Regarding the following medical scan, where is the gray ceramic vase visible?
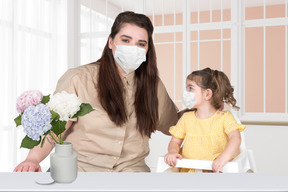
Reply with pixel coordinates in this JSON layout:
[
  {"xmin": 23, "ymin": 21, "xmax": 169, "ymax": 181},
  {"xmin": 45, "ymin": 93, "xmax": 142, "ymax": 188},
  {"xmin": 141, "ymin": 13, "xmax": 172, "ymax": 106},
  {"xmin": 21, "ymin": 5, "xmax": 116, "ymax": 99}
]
[{"xmin": 50, "ymin": 142, "xmax": 77, "ymax": 183}]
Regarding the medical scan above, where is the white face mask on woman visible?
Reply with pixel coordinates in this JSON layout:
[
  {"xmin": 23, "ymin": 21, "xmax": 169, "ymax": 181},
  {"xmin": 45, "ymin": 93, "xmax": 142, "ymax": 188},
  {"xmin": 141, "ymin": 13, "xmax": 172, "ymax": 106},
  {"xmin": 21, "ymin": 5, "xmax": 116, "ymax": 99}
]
[
  {"xmin": 114, "ymin": 44, "xmax": 146, "ymax": 74},
  {"xmin": 182, "ymin": 90, "xmax": 197, "ymax": 109}
]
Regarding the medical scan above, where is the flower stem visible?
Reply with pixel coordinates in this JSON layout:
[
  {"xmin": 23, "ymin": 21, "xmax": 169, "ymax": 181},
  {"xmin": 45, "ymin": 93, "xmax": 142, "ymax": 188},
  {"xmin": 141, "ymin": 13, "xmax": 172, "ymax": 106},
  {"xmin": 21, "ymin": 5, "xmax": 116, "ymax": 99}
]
[
  {"xmin": 58, "ymin": 134, "xmax": 64, "ymax": 144},
  {"xmin": 49, "ymin": 132, "xmax": 58, "ymax": 144}
]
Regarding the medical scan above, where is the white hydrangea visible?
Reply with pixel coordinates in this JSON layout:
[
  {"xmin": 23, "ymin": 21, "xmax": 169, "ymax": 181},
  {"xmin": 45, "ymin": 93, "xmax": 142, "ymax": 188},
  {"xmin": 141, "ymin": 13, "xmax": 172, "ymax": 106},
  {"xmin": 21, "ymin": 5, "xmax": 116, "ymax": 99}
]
[{"xmin": 46, "ymin": 91, "xmax": 82, "ymax": 121}]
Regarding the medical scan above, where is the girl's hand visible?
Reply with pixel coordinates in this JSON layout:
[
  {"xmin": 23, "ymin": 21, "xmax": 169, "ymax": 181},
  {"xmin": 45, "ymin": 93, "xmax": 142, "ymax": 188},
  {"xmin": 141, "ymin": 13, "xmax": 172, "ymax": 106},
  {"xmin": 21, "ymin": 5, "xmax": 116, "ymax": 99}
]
[
  {"xmin": 212, "ymin": 154, "xmax": 231, "ymax": 173},
  {"xmin": 212, "ymin": 129, "xmax": 241, "ymax": 173},
  {"xmin": 164, "ymin": 153, "xmax": 182, "ymax": 167}
]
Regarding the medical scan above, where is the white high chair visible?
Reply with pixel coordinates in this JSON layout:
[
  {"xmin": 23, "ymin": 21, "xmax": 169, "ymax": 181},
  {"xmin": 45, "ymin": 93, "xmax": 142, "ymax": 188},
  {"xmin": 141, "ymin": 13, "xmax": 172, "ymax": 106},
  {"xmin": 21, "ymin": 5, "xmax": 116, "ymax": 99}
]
[{"xmin": 156, "ymin": 110, "xmax": 256, "ymax": 173}]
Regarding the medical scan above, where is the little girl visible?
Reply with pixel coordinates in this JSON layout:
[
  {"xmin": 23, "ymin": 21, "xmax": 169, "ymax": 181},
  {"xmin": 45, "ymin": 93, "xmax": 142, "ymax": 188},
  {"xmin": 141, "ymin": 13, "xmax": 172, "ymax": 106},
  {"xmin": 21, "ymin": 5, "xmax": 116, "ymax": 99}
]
[{"xmin": 164, "ymin": 68, "xmax": 245, "ymax": 173}]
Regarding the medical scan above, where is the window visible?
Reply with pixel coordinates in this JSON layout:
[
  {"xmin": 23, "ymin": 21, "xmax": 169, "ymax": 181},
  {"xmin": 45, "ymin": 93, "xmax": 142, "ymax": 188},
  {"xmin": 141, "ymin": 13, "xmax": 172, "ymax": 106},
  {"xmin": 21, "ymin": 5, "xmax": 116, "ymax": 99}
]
[
  {"xmin": 79, "ymin": 0, "xmax": 288, "ymax": 124},
  {"xmin": 0, "ymin": 0, "xmax": 67, "ymax": 171},
  {"xmin": 242, "ymin": 0, "xmax": 288, "ymax": 124}
]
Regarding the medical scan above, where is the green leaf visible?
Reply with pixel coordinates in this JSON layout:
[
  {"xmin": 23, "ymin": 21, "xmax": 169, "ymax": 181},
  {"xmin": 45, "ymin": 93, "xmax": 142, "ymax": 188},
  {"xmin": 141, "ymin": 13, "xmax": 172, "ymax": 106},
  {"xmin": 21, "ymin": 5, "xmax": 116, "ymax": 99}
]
[
  {"xmin": 41, "ymin": 95, "xmax": 50, "ymax": 104},
  {"xmin": 14, "ymin": 115, "xmax": 22, "ymax": 127},
  {"xmin": 50, "ymin": 110, "xmax": 60, "ymax": 121},
  {"xmin": 72, "ymin": 103, "xmax": 94, "ymax": 118},
  {"xmin": 51, "ymin": 120, "xmax": 66, "ymax": 136},
  {"xmin": 20, "ymin": 135, "xmax": 41, "ymax": 149}
]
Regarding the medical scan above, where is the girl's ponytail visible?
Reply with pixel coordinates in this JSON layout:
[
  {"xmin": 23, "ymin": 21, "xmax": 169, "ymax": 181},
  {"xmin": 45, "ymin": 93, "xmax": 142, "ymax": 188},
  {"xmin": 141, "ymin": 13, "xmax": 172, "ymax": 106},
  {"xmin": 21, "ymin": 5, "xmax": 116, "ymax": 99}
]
[
  {"xmin": 188, "ymin": 67, "xmax": 239, "ymax": 110},
  {"xmin": 212, "ymin": 69, "xmax": 239, "ymax": 110}
]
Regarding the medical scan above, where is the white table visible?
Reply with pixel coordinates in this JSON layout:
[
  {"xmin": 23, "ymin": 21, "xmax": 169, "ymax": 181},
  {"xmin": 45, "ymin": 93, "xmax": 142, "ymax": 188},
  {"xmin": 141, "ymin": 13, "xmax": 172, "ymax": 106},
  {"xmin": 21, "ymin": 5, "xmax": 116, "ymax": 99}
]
[{"xmin": 0, "ymin": 172, "xmax": 288, "ymax": 191}]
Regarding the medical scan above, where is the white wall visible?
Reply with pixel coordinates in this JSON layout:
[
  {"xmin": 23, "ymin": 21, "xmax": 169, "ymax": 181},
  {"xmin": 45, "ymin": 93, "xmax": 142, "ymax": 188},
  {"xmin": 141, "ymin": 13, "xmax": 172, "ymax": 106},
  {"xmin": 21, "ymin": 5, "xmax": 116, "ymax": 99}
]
[
  {"xmin": 147, "ymin": 125, "xmax": 288, "ymax": 176},
  {"xmin": 244, "ymin": 125, "xmax": 288, "ymax": 176},
  {"xmin": 146, "ymin": 132, "xmax": 171, "ymax": 172}
]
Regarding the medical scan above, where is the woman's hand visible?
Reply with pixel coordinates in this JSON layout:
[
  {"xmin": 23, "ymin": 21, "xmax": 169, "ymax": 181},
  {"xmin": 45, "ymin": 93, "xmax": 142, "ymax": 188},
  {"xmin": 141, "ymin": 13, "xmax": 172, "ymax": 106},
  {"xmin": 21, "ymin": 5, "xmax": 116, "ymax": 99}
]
[
  {"xmin": 164, "ymin": 152, "xmax": 182, "ymax": 167},
  {"xmin": 13, "ymin": 160, "xmax": 42, "ymax": 172}
]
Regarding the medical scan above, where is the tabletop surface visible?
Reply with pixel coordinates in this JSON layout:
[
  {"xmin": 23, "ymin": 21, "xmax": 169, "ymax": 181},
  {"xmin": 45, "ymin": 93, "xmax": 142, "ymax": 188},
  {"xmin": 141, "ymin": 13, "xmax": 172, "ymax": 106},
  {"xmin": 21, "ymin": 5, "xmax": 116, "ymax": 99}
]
[{"xmin": 0, "ymin": 172, "xmax": 288, "ymax": 192}]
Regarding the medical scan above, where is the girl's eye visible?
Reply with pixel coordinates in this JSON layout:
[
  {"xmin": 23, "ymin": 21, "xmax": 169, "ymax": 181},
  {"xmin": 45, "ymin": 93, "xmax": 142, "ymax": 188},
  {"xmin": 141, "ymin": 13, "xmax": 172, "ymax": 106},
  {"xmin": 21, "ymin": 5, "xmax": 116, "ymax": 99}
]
[{"xmin": 187, "ymin": 87, "xmax": 193, "ymax": 91}]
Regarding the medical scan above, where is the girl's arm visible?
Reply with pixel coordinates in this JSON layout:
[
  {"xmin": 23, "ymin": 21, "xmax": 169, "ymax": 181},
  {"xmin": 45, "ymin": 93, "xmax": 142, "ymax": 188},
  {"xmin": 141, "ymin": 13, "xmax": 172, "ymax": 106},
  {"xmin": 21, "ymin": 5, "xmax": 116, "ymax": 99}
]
[
  {"xmin": 164, "ymin": 136, "xmax": 183, "ymax": 167},
  {"xmin": 212, "ymin": 129, "xmax": 241, "ymax": 173}
]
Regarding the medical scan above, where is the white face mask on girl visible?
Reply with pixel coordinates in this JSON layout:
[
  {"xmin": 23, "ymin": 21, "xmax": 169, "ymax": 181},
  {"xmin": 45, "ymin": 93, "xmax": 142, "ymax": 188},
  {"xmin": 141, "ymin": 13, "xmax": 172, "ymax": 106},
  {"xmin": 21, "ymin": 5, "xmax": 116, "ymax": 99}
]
[
  {"xmin": 183, "ymin": 90, "xmax": 197, "ymax": 109},
  {"xmin": 114, "ymin": 44, "xmax": 146, "ymax": 74}
]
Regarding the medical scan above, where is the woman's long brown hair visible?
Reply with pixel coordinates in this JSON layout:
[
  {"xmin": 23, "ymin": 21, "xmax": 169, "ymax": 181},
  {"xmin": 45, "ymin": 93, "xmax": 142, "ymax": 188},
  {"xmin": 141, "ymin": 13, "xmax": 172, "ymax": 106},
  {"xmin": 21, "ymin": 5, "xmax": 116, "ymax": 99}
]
[{"xmin": 97, "ymin": 11, "xmax": 159, "ymax": 138}]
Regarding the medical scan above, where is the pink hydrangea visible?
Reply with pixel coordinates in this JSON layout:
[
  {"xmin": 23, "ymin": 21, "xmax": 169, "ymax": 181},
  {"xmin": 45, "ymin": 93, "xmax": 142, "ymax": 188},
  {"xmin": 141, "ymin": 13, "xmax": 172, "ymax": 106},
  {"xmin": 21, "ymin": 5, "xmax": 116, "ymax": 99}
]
[{"xmin": 16, "ymin": 90, "xmax": 43, "ymax": 113}]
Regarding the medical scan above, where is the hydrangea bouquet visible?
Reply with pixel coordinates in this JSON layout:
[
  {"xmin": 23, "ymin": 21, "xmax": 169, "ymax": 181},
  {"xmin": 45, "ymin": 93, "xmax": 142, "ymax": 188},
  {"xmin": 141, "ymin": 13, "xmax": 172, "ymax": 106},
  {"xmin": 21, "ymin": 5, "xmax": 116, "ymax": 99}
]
[{"xmin": 14, "ymin": 90, "xmax": 94, "ymax": 149}]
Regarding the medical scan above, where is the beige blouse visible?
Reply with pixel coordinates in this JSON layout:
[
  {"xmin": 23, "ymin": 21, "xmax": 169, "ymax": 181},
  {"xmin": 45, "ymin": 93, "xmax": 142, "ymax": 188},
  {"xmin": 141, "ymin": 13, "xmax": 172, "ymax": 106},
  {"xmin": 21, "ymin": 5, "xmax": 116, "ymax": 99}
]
[{"xmin": 55, "ymin": 62, "xmax": 178, "ymax": 172}]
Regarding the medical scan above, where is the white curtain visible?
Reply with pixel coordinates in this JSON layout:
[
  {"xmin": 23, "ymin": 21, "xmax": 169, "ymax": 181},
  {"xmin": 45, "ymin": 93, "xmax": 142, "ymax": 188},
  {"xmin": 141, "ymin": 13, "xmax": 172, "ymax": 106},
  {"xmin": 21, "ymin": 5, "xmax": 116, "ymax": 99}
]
[
  {"xmin": 0, "ymin": 0, "xmax": 67, "ymax": 172},
  {"xmin": 80, "ymin": 2, "xmax": 114, "ymax": 65}
]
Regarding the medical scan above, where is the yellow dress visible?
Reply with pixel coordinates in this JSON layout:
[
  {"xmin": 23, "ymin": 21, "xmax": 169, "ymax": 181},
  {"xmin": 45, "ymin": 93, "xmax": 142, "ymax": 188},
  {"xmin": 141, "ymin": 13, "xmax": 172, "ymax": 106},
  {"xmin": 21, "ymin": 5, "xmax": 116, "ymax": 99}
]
[{"xmin": 169, "ymin": 110, "xmax": 246, "ymax": 173}]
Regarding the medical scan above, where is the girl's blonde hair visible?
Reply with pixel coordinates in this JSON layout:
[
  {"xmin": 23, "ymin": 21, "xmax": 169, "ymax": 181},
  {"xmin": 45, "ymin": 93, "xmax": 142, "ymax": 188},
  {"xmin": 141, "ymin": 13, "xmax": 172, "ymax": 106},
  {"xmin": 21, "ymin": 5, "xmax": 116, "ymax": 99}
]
[{"xmin": 187, "ymin": 67, "xmax": 239, "ymax": 110}]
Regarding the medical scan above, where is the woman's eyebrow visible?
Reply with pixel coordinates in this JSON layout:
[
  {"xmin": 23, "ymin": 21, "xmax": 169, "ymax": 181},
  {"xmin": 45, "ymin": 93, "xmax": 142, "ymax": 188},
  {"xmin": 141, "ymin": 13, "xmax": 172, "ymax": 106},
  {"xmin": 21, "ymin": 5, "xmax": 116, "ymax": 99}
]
[
  {"xmin": 120, "ymin": 35, "xmax": 132, "ymax": 39},
  {"xmin": 139, "ymin": 40, "xmax": 148, "ymax": 44}
]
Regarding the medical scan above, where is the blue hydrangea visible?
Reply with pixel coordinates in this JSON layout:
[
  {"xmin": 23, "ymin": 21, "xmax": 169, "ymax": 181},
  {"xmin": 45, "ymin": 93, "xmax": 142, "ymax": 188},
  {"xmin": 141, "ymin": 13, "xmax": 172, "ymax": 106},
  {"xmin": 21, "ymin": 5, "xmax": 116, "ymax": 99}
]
[{"xmin": 21, "ymin": 103, "xmax": 52, "ymax": 141}]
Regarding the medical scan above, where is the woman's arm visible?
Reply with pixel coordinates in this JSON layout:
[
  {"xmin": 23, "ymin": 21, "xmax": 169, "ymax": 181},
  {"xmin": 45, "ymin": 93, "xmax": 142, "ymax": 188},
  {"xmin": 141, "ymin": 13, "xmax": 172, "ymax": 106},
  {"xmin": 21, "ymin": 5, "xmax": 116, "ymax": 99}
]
[
  {"xmin": 212, "ymin": 129, "xmax": 241, "ymax": 173},
  {"xmin": 156, "ymin": 79, "xmax": 179, "ymax": 135},
  {"xmin": 13, "ymin": 121, "xmax": 74, "ymax": 172}
]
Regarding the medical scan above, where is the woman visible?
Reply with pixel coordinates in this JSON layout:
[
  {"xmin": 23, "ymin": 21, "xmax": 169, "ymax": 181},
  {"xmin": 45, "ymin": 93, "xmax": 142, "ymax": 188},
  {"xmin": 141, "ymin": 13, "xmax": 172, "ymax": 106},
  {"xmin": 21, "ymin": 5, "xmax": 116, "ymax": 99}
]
[{"xmin": 14, "ymin": 11, "xmax": 178, "ymax": 172}]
